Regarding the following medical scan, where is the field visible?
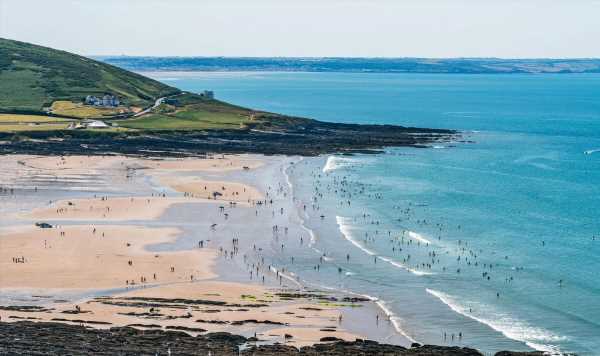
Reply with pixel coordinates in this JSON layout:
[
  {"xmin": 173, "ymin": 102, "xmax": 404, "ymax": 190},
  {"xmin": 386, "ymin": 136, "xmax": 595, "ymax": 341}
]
[
  {"xmin": 0, "ymin": 114, "xmax": 70, "ymax": 132},
  {"xmin": 0, "ymin": 114, "xmax": 71, "ymax": 123},
  {"xmin": 119, "ymin": 108, "xmax": 255, "ymax": 130},
  {"xmin": 50, "ymin": 101, "xmax": 129, "ymax": 119},
  {"xmin": 118, "ymin": 94, "xmax": 262, "ymax": 131},
  {"xmin": 0, "ymin": 114, "xmax": 132, "ymax": 133},
  {"xmin": 0, "ymin": 123, "xmax": 72, "ymax": 132}
]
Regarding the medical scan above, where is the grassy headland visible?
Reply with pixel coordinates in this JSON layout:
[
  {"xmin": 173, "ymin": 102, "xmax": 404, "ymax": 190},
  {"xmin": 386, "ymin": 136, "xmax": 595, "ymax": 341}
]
[{"xmin": 0, "ymin": 38, "xmax": 457, "ymax": 155}]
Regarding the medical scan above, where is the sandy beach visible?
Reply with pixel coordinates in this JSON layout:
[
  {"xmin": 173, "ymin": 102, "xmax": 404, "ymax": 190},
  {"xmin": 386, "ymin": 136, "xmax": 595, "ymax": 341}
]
[
  {"xmin": 0, "ymin": 153, "xmax": 386, "ymax": 347},
  {"xmin": 0, "ymin": 225, "xmax": 215, "ymax": 289}
]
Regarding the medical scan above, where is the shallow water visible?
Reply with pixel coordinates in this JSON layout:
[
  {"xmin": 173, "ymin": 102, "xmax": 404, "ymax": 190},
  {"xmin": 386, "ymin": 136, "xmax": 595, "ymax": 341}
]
[{"xmin": 146, "ymin": 71, "xmax": 600, "ymax": 355}]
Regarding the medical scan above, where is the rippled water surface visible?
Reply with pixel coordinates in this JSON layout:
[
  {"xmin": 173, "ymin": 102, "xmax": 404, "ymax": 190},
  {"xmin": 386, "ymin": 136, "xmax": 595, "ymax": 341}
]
[{"xmin": 146, "ymin": 71, "xmax": 600, "ymax": 355}]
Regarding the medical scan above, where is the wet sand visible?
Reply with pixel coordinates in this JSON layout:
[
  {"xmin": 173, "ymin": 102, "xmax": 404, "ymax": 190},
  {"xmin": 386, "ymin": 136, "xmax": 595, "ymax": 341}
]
[{"xmin": 0, "ymin": 154, "xmax": 394, "ymax": 346}]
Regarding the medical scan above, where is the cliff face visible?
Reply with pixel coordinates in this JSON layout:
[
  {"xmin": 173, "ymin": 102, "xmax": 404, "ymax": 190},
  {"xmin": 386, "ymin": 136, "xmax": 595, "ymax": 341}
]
[{"xmin": 0, "ymin": 321, "xmax": 542, "ymax": 356}]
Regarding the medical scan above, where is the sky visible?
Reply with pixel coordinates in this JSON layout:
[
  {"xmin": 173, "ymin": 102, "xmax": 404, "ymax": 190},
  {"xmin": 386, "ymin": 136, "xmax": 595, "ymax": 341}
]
[{"xmin": 1, "ymin": 0, "xmax": 599, "ymax": 58}]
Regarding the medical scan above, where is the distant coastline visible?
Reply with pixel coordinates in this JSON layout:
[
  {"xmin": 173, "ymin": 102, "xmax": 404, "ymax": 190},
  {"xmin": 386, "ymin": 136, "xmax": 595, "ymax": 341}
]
[{"xmin": 95, "ymin": 56, "xmax": 600, "ymax": 74}]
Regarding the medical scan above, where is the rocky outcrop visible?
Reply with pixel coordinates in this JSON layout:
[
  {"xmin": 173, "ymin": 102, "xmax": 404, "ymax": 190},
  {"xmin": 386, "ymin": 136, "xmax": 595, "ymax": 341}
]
[
  {"xmin": 0, "ymin": 321, "xmax": 243, "ymax": 355},
  {"xmin": 0, "ymin": 123, "xmax": 458, "ymax": 157},
  {"xmin": 0, "ymin": 321, "xmax": 541, "ymax": 356}
]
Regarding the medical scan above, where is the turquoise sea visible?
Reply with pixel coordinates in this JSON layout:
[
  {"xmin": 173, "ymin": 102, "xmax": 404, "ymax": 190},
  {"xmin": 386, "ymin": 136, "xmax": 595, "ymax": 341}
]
[{"xmin": 147, "ymin": 71, "xmax": 600, "ymax": 355}]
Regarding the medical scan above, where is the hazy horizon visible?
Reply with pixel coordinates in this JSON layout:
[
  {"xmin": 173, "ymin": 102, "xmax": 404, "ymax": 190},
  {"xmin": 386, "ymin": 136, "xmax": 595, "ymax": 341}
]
[{"xmin": 1, "ymin": 0, "xmax": 599, "ymax": 59}]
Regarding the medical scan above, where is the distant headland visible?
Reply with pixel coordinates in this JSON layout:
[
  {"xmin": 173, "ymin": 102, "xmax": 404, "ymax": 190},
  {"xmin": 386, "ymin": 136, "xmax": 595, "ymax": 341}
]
[{"xmin": 96, "ymin": 56, "xmax": 600, "ymax": 74}]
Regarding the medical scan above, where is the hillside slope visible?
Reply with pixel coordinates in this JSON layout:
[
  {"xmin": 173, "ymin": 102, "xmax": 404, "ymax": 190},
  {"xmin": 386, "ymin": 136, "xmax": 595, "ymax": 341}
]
[
  {"xmin": 0, "ymin": 38, "xmax": 457, "ymax": 156},
  {"xmin": 0, "ymin": 38, "xmax": 179, "ymax": 113}
]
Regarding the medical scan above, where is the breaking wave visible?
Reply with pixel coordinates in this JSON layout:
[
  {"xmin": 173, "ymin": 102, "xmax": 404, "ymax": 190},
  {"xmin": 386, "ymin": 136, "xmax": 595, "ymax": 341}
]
[
  {"xmin": 337, "ymin": 216, "xmax": 434, "ymax": 276},
  {"xmin": 584, "ymin": 149, "xmax": 600, "ymax": 155},
  {"xmin": 322, "ymin": 156, "xmax": 357, "ymax": 173},
  {"xmin": 426, "ymin": 289, "xmax": 566, "ymax": 355}
]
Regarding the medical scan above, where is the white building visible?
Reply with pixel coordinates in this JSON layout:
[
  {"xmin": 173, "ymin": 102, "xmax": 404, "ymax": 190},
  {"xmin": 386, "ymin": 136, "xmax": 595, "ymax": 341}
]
[{"xmin": 86, "ymin": 120, "xmax": 110, "ymax": 129}]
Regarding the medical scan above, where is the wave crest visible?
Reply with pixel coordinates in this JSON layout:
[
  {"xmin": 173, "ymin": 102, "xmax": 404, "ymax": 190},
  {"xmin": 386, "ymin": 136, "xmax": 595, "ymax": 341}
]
[
  {"xmin": 336, "ymin": 216, "xmax": 434, "ymax": 276},
  {"xmin": 426, "ymin": 288, "xmax": 567, "ymax": 355},
  {"xmin": 323, "ymin": 156, "xmax": 357, "ymax": 173}
]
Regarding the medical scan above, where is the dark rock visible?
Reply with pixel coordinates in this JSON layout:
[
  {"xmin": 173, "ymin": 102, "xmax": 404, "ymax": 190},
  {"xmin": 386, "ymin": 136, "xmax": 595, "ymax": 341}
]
[
  {"xmin": 61, "ymin": 309, "xmax": 91, "ymax": 314},
  {"xmin": 230, "ymin": 319, "xmax": 287, "ymax": 326},
  {"xmin": 0, "ymin": 321, "xmax": 244, "ymax": 355},
  {"xmin": 0, "ymin": 305, "xmax": 52, "ymax": 312},
  {"xmin": 0, "ymin": 321, "xmax": 518, "ymax": 356},
  {"xmin": 125, "ymin": 323, "xmax": 162, "ymax": 328},
  {"xmin": 195, "ymin": 319, "xmax": 228, "ymax": 324},
  {"xmin": 320, "ymin": 336, "xmax": 344, "ymax": 342},
  {"xmin": 0, "ymin": 123, "xmax": 458, "ymax": 157},
  {"xmin": 50, "ymin": 318, "xmax": 112, "ymax": 325},
  {"xmin": 165, "ymin": 326, "xmax": 207, "ymax": 333}
]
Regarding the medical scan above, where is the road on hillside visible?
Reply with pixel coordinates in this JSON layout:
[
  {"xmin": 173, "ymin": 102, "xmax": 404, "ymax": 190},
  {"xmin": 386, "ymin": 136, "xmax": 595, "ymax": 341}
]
[{"xmin": 133, "ymin": 97, "xmax": 166, "ymax": 117}]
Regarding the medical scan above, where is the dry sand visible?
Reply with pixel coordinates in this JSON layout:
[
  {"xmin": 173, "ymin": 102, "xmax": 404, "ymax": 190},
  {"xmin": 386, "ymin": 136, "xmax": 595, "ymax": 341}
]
[{"xmin": 0, "ymin": 225, "xmax": 216, "ymax": 289}]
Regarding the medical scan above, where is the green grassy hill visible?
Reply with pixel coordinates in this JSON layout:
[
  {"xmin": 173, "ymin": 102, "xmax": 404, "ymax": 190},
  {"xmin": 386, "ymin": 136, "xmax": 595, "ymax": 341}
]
[
  {"xmin": 0, "ymin": 38, "xmax": 455, "ymax": 156},
  {"xmin": 0, "ymin": 38, "xmax": 179, "ymax": 113}
]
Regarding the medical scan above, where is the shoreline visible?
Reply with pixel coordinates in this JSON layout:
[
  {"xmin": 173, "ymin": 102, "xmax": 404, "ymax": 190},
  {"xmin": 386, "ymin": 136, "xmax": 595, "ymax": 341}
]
[
  {"xmin": 0, "ymin": 153, "xmax": 399, "ymax": 348},
  {"xmin": 0, "ymin": 153, "xmax": 543, "ymax": 355},
  {"xmin": 282, "ymin": 159, "xmax": 420, "ymax": 345}
]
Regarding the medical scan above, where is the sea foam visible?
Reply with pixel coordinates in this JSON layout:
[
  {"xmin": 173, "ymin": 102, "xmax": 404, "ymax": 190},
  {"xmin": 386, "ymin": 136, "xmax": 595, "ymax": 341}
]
[
  {"xmin": 337, "ymin": 216, "xmax": 434, "ymax": 276},
  {"xmin": 426, "ymin": 288, "xmax": 566, "ymax": 355},
  {"xmin": 322, "ymin": 156, "xmax": 357, "ymax": 173},
  {"xmin": 311, "ymin": 282, "xmax": 416, "ymax": 343},
  {"xmin": 407, "ymin": 231, "xmax": 432, "ymax": 245}
]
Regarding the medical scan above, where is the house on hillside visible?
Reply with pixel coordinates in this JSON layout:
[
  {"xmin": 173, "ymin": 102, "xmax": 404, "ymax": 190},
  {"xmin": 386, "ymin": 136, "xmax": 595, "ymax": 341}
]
[
  {"xmin": 85, "ymin": 94, "xmax": 120, "ymax": 107},
  {"xmin": 200, "ymin": 90, "xmax": 214, "ymax": 99}
]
